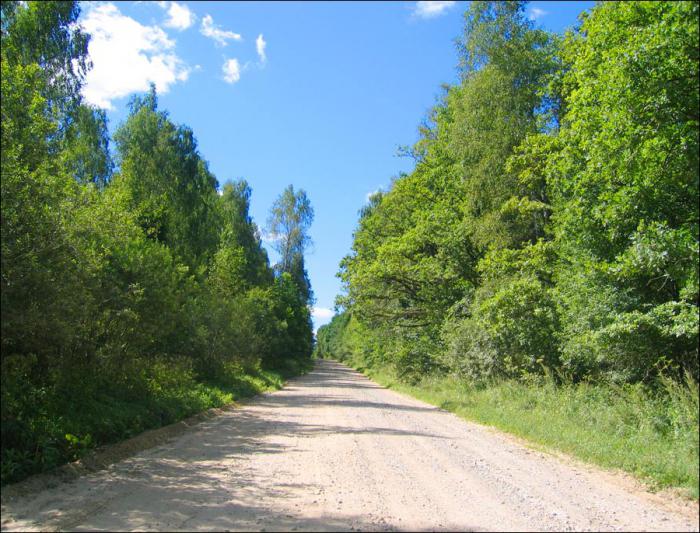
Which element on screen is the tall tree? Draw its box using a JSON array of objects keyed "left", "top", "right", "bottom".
[
  {"left": 210, "top": 180, "right": 272, "bottom": 296},
  {"left": 1, "top": 1, "right": 90, "bottom": 128},
  {"left": 61, "top": 105, "right": 113, "bottom": 187},
  {"left": 266, "top": 184, "right": 314, "bottom": 276},
  {"left": 337, "top": 0, "right": 559, "bottom": 381},
  {"left": 112, "top": 85, "right": 220, "bottom": 271},
  {"left": 1, "top": 0, "right": 94, "bottom": 367},
  {"left": 451, "top": 0, "right": 558, "bottom": 250}
]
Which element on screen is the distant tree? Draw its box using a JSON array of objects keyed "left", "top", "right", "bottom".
[
  {"left": 211, "top": 180, "right": 272, "bottom": 296},
  {"left": 266, "top": 185, "right": 314, "bottom": 274}
]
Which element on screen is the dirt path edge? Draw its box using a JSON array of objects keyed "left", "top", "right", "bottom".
[
  {"left": 352, "top": 363, "right": 700, "bottom": 521},
  {"left": 1, "top": 389, "right": 277, "bottom": 502}
]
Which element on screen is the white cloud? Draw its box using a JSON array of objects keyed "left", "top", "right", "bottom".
[
  {"left": 365, "top": 187, "right": 383, "bottom": 202},
  {"left": 222, "top": 58, "right": 241, "bottom": 84},
  {"left": 160, "top": 1, "right": 195, "bottom": 30},
  {"left": 311, "top": 307, "right": 335, "bottom": 333},
  {"left": 312, "top": 307, "right": 334, "bottom": 332},
  {"left": 80, "top": 3, "right": 190, "bottom": 109},
  {"left": 201, "top": 14, "right": 241, "bottom": 46},
  {"left": 256, "top": 33, "right": 267, "bottom": 64},
  {"left": 413, "top": 1, "right": 456, "bottom": 19},
  {"left": 260, "top": 229, "right": 281, "bottom": 245},
  {"left": 528, "top": 7, "right": 548, "bottom": 20},
  {"left": 312, "top": 307, "right": 335, "bottom": 321}
]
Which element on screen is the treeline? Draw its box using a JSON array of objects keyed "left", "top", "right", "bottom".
[
  {"left": 1, "top": 1, "right": 314, "bottom": 484},
  {"left": 318, "top": 1, "right": 698, "bottom": 387}
]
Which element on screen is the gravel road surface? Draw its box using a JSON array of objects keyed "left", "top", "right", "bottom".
[{"left": 1, "top": 359, "right": 698, "bottom": 532}]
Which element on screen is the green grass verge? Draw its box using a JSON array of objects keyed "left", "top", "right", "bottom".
[{"left": 350, "top": 362, "right": 699, "bottom": 500}]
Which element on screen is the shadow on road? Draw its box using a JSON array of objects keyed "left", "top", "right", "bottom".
[{"left": 3, "top": 358, "right": 467, "bottom": 532}]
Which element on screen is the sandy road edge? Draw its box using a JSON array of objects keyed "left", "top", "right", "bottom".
[
  {"left": 347, "top": 361, "right": 700, "bottom": 522},
  {"left": 0, "top": 369, "right": 307, "bottom": 503}
]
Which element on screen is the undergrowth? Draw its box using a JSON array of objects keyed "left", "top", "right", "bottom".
[{"left": 1, "top": 357, "right": 312, "bottom": 486}]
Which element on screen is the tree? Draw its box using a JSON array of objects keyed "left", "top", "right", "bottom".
[
  {"left": 1, "top": 1, "right": 90, "bottom": 127},
  {"left": 112, "top": 85, "right": 220, "bottom": 272},
  {"left": 1, "top": 0, "right": 96, "bottom": 373},
  {"left": 549, "top": 1, "right": 699, "bottom": 381},
  {"left": 61, "top": 105, "right": 113, "bottom": 187},
  {"left": 1, "top": 1, "right": 317, "bottom": 485},
  {"left": 337, "top": 0, "right": 560, "bottom": 381},
  {"left": 451, "top": 0, "right": 559, "bottom": 251},
  {"left": 266, "top": 185, "right": 314, "bottom": 274},
  {"left": 210, "top": 180, "right": 272, "bottom": 297}
]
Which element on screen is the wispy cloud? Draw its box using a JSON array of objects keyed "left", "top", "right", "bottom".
[
  {"left": 261, "top": 231, "right": 281, "bottom": 245},
  {"left": 413, "top": 1, "right": 456, "bottom": 19},
  {"left": 80, "top": 3, "right": 190, "bottom": 109},
  {"left": 312, "top": 306, "right": 334, "bottom": 332},
  {"left": 222, "top": 58, "right": 241, "bottom": 84},
  {"left": 201, "top": 14, "right": 242, "bottom": 46},
  {"left": 159, "top": 1, "right": 195, "bottom": 30},
  {"left": 528, "top": 7, "right": 548, "bottom": 20},
  {"left": 312, "top": 307, "right": 335, "bottom": 321},
  {"left": 365, "top": 187, "right": 383, "bottom": 202},
  {"left": 256, "top": 33, "right": 267, "bottom": 64}
]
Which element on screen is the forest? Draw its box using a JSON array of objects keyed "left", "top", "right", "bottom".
[
  {"left": 1, "top": 1, "right": 315, "bottom": 484},
  {"left": 2, "top": 0, "right": 699, "bottom": 498},
  {"left": 316, "top": 1, "right": 699, "bottom": 495}
]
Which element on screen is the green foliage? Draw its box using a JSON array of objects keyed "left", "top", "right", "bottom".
[
  {"left": 0, "top": 0, "right": 89, "bottom": 122},
  {"left": 336, "top": 0, "right": 698, "bottom": 389},
  {"left": 440, "top": 242, "right": 560, "bottom": 380},
  {"left": 266, "top": 185, "right": 315, "bottom": 305},
  {"left": 61, "top": 104, "right": 113, "bottom": 186},
  {"left": 1, "top": 1, "right": 314, "bottom": 485},
  {"left": 452, "top": 1, "right": 559, "bottom": 251},
  {"left": 266, "top": 184, "right": 314, "bottom": 277},
  {"left": 112, "top": 86, "right": 221, "bottom": 272},
  {"left": 315, "top": 312, "right": 351, "bottom": 359},
  {"left": 216, "top": 180, "right": 272, "bottom": 291},
  {"left": 0, "top": 353, "right": 291, "bottom": 485},
  {"left": 551, "top": 1, "right": 699, "bottom": 382},
  {"left": 315, "top": 311, "right": 389, "bottom": 373}
]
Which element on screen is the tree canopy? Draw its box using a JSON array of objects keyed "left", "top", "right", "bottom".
[{"left": 323, "top": 0, "right": 699, "bottom": 386}]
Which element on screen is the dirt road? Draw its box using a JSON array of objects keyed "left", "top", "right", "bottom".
[{"left": 1, "top": 360, "right": 698, "bottom": 532}]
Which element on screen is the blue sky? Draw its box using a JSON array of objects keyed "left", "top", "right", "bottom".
[{"left": 78, "top": 0, "right": 594, "bottom": 331}]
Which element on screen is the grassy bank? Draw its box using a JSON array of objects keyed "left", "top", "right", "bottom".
[
  {"left": 1, "top": 357, "right": 312, "bottom": 486},
  {"left": 351, "top": 362, "right": 699, "bottom": 499}
]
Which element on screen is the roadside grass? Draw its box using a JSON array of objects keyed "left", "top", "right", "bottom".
[
  {"left": 352, "top": 362, "right": 699, "bottom": 500},
  {"left": 1, "top": 358, "right": 312, "bottom": 486}
]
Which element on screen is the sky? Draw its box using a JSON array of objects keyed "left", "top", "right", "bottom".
[{"left": 78, "top": 0, "right": 595, "bottom": 332}]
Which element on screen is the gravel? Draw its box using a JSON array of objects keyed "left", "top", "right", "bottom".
[{"left": 1, "top": 359, "right": 698, "bottom": 532}]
